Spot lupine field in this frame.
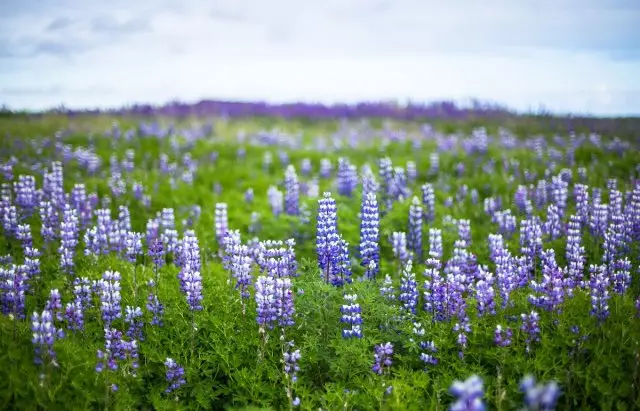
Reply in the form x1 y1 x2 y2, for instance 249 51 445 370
0 106 639 410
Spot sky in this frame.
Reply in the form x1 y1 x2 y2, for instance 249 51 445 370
1 0 639 116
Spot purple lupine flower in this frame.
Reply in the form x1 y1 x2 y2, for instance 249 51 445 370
164 358 186 393
255 276 278 330
566 215 585 289
399 260 418 314
214 203 228 246
359 192 380 280
408 196 423 261
229 241 253 301
179 265 203 312
337 157 357 197
45 289 63 321
38 201 57 244
60 204 79 274
96 327 127 374
320 158 332 179
520 375 561 411
267 186 284 216
284 165 300 215
316 192 340 282
71 184 92 228
520 217 543 272
521 311 541 353
494 325 512 347
528 249 565 314
14 175 37 214
454 313 471 359
283 341 302 407
274 277 295 328
543 204 563 240
244 188 254 204
24 246 40 281
95 208 112 255
149 237 165 269
428 228 443 260
32 309 64 368
627 184 640 241
125 231 143 264
574 184 590 226
449 375 485 411
361 164 379 198
380 274 395 300
340 294 363 338
146 280 164 326
73 277 92 308
590 203 608 240
419 340 438 369
392 231 409 265
125 306 144 341
283 342 301 382
475 267 496 317
611 257 631 295
423 258 445 320
16 223 33 250
493 209 517 238
458 219 471 248
97 271 122 326
372 342 393 375
379 157 394 210
65 301 84 331
589 264 610 324
301 158 312 176
2 205 18 236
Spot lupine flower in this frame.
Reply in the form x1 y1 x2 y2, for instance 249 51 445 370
283 341 302 407
125 306 144 341
146 280 164 326
244 188 254 203
494 325 512 347
521 311 541 353
337 157 358 197
392 231 409 265
454 314 471 359
428 228 443 259
408 196 423 261
449 375 485 411
124 231 143 264
267 185 284 216
380 274 395 300
528 249 565 314
255 276 278 330
284 165 300 215
214 203 228 246
399 260 418 314
340 294 363 338
32 309 64 368
275 277 295 328
97 271 122 326
73 277 92 308
38 201 57 244
60 204 79 274
419 339 438 369
45 289 63 321
149 237 165 269
361 164 379 198
372 342 393 375
164 358 186 393
359 192 380 280
15 175 37 214
316 192 340 283
65 301 84 331
611 258 631 295
475 267 496 316
520 375 561 411
589 264 610 324
319 158 332 178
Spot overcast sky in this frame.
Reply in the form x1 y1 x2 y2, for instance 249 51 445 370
1 0 639 115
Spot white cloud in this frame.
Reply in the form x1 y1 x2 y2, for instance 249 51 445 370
0 0 639 114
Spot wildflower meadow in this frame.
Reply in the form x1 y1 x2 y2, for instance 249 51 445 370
0 105 639 410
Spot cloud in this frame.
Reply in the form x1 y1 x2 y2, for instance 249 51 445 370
46 17 74 31
90 15 152 34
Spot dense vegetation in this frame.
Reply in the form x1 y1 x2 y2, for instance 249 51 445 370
1 113 639 410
